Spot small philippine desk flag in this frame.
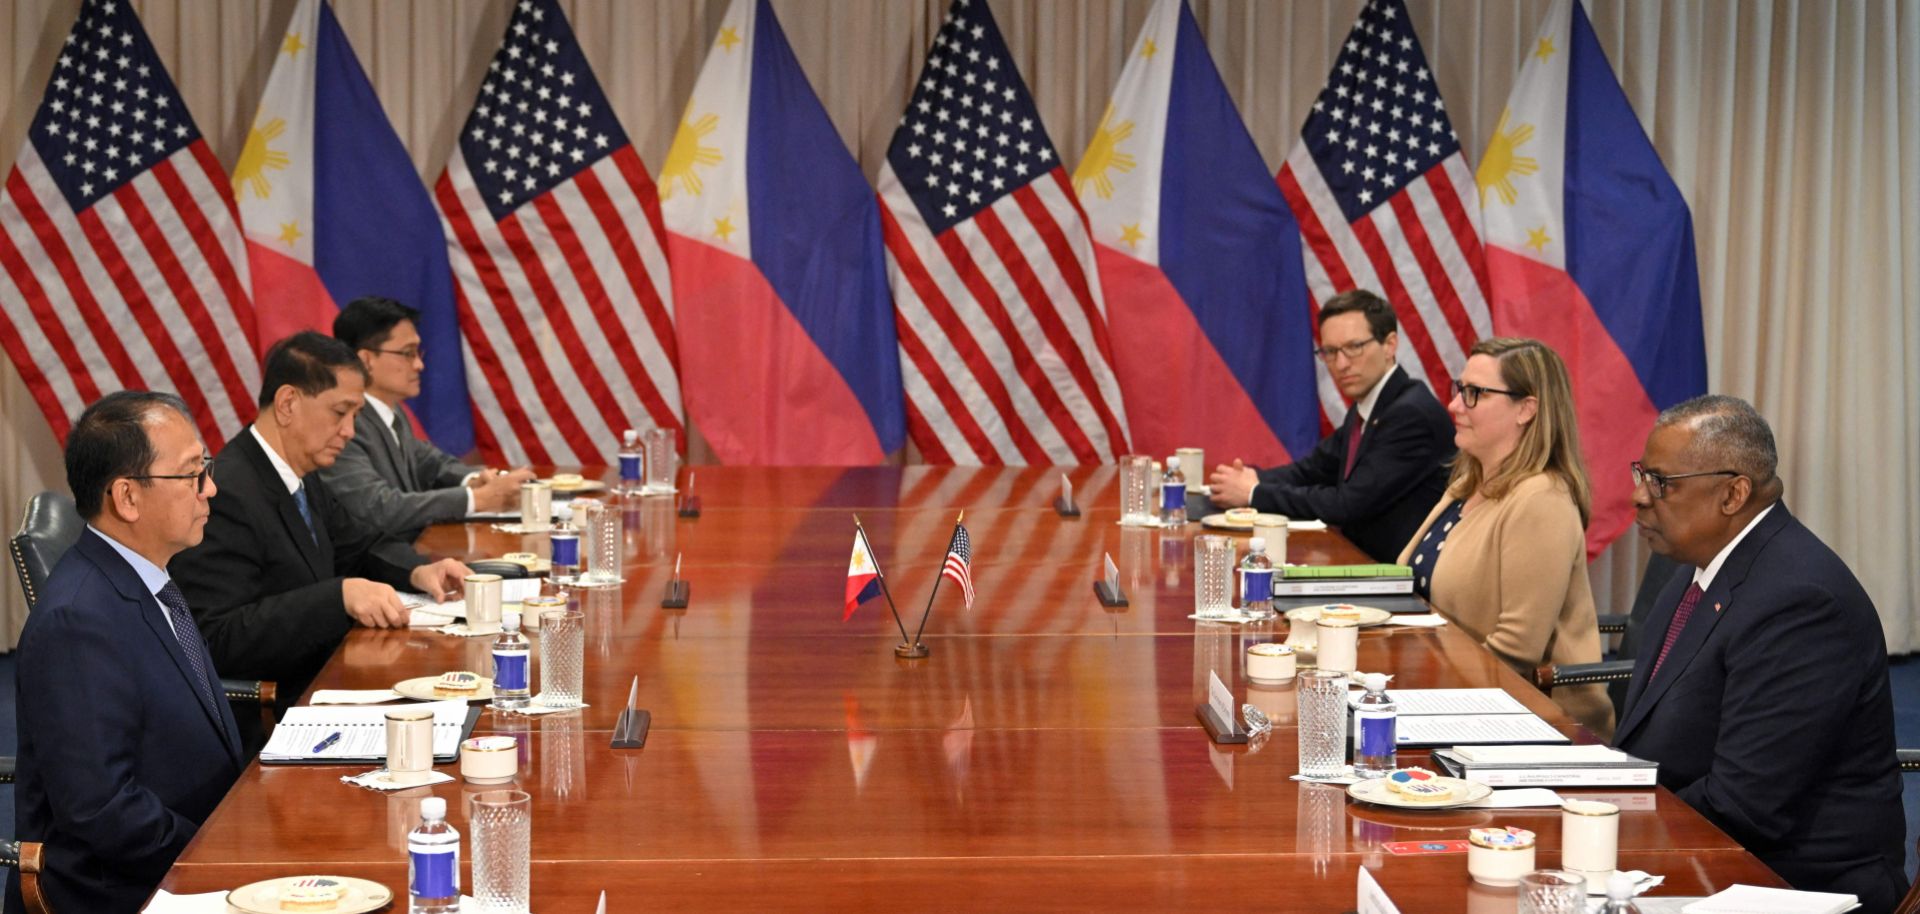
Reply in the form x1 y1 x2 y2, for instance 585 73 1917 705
845 532 883 621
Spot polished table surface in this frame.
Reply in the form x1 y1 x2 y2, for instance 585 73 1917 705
161 466 1779 911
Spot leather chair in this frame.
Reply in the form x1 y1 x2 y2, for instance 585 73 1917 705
1535 553 1685 710
1894 750 1920 914
0 840 52 914
10 491 278 737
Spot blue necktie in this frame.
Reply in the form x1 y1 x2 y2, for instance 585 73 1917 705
292 484 315 540
157 581 218 712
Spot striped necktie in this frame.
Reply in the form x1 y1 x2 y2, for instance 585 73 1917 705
1649 583 1704 681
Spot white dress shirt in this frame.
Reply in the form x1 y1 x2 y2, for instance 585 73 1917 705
1693 502 1777 591
89 526 177 636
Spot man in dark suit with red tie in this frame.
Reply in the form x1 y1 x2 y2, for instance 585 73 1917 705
1615 395 1906 912
1208 289 1454 562
12 392 245 912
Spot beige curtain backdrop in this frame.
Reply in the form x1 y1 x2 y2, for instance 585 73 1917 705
1 0 1914 652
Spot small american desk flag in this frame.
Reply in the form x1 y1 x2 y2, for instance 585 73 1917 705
942 522 975 609
0 0 259 446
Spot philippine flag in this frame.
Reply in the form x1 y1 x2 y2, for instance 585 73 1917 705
844 530 883 621
233 0 471 452
662 0 905 465
1477 0 1706 556
1078 0 1321 467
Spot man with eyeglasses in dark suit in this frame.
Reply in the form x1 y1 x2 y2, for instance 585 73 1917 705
1208 289 1454 562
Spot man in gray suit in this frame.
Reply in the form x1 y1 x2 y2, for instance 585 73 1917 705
324 297 532 540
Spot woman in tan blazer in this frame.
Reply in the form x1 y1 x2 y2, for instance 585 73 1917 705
1397 338 1613 737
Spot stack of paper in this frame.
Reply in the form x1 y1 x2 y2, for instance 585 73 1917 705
260 699 469 763
1347 689 1570 747
1682 885 1859 914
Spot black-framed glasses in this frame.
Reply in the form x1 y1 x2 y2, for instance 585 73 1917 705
1630 460 1739 500
1450 379 1522 409
372 344 424 362
1312 338 1379 363
127 458 214 494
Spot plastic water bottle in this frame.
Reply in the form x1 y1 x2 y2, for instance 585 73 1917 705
1352 672 1398 778
1239 536 1275 620
1598 872 1643 914
490 610 531 710
617 428 642 493
549 521 580 584
408 797 460 913
1161 457 1187 526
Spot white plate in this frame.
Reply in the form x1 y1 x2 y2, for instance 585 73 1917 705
1347 776 1492 809
1199 512 1288 531
394 675 495 702
1284 604 1395 627
545 477 607 493
226 875 393 914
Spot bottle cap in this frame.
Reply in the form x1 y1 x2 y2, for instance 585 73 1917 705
1606 871 1636 900
1248 537 1266 552
503 610 521 630
622 429 638 446
421 797 446 819
1165 456 1180 469
1360 672 1388 691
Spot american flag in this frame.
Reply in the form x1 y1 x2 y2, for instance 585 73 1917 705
434 0 681 466
1276 0 1491 422
941 521 975 609
878 0 1130 466
0 0 258 446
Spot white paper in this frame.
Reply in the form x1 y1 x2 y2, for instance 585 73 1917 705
1102 552 1119 590
142 891 229 913
500 696 590 716
1383 613 1449 627
340 768 456 791
1384 688 1532 716
1287 519 1329 532
1682 885 1860 914
1356 866 1403 914
434 623 502 638
1395 713 1569 746
1463 787 1563 808
308 689 405 705
261 699 467 760
401 578 545 619
1206 670 1236 734
1451 744 1632 765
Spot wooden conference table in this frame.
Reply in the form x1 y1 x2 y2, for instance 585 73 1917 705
159 466 1782 911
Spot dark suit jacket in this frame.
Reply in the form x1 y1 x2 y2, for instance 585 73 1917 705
170 428 426 700
319 405 475 541
13 531 245 913
1251 367 1453 562
1613 503 1907 911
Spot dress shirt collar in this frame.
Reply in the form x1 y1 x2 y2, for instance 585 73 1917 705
248 423 304 495
363 394 404 444
1693 502 1776 592
1353 364 1398 423
88 525 170 598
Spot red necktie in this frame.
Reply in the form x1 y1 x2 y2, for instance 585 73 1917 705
1343 411 1365 479
1649 583 1704 681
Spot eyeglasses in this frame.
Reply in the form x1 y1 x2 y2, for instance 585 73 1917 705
1630 460 1739 500
127 458 215 494
372 344 424 362
1450 379 1522 409
1313 338 1379 363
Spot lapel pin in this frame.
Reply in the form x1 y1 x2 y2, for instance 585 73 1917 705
1714 602 1723 613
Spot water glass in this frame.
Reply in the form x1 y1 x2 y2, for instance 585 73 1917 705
1192 535 1236 619
1517 870 1588 914
1296 670 1348 778
538 608 586 707
644 427 677 492
1118 455 1154 524
574 501 621 587
468 789 531 912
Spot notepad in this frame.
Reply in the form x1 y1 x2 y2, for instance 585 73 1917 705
259 700 470 763
1682 884 1860 914
1345 688 1570 747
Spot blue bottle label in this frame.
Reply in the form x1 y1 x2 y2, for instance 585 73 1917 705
1242 568 1273 603
550 534 579 567
410 844 457 898
1162 483 1185 511
1357 710 1396 757
620 453 642 481
493 651 528 691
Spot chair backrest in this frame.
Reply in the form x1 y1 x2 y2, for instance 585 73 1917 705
9 492 83 611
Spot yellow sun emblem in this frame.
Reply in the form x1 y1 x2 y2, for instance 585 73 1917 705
233 117 290 200
1072 108 1136 201
660 113 722 200
1474 108 1538 208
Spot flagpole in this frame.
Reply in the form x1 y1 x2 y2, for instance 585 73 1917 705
911 510 963 646
854 515 914 647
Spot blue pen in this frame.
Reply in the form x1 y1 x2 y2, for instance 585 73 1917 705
312 730 342 753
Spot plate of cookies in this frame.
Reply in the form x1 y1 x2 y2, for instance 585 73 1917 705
1199 507 1289 531
394 670 495 702
544 473 606 493
1285 603 1395 627
227 875 392 913
1347 767 1492 809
